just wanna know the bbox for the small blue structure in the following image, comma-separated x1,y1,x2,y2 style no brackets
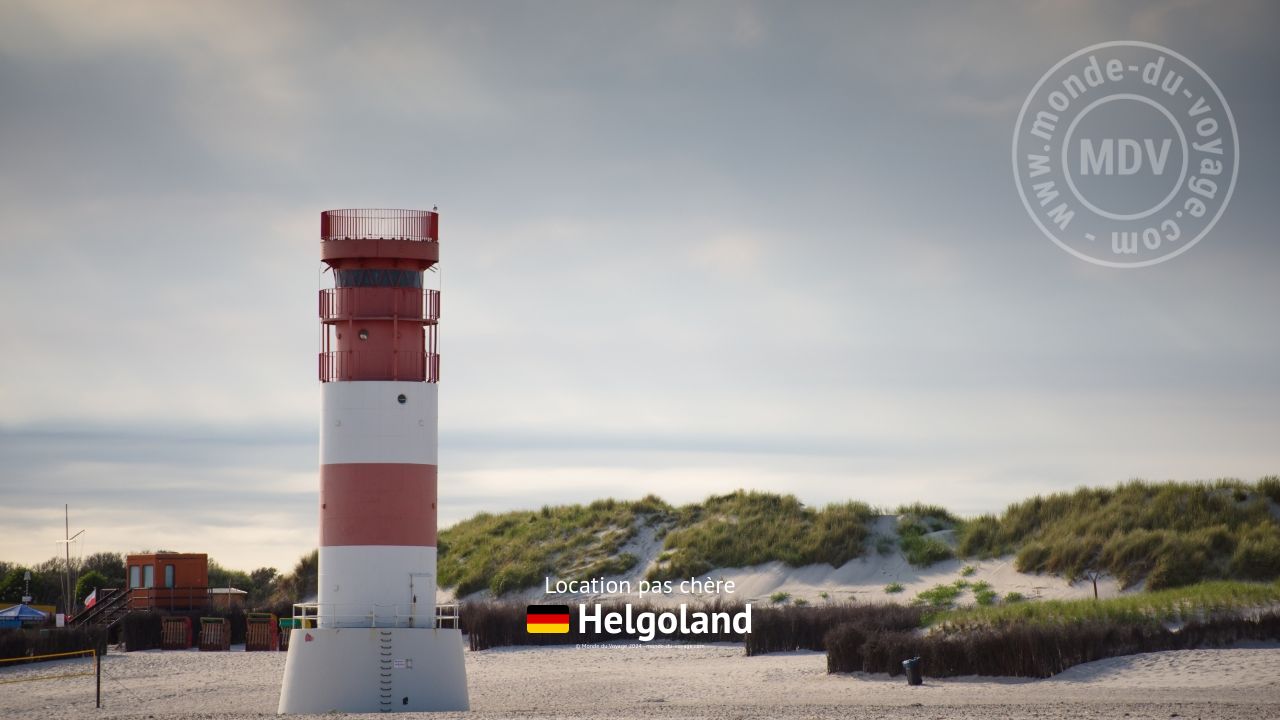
0,603,49,629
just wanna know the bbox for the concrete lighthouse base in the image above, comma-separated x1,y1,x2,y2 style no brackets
278,627,469,714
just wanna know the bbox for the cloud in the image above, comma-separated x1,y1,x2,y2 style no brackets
687,231,766,278
0,0,1277,571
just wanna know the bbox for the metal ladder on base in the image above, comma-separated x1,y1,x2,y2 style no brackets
378,629,394,712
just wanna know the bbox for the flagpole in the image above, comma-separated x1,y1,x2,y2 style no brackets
60,505,84,617
65,505,69,615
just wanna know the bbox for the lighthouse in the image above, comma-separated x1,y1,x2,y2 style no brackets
278,209,469,714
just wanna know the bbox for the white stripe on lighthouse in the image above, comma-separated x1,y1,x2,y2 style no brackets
318,545,437,628
321,381,438,466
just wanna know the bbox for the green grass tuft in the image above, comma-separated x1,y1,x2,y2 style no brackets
914,583,963,609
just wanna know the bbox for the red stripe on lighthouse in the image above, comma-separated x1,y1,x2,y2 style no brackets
320,463,437,546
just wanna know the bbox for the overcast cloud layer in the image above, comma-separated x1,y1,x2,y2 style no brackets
1,1,1278,572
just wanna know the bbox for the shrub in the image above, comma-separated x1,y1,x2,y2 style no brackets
960,565,976,577
884,582,904,594
770,591,791,605
1004,592,1025,603
74,571,109,606
121,611,163,651
974,589,997,606
752,603,923,657
827,609,1280,678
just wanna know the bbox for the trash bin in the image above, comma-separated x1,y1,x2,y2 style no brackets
902,656,923,686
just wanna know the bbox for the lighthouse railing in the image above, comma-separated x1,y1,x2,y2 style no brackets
291,601,459,630
320,208,439,243
319,287,440,323
318,350,439,382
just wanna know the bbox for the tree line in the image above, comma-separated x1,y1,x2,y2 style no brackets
0,550,318,614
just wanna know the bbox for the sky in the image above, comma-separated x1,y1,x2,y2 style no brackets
1,1,1278,573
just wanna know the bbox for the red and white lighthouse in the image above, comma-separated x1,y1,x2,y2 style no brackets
279,209,469,714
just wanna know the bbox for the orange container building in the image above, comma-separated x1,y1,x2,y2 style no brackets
126,552,210,610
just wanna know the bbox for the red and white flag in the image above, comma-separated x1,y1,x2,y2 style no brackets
84,589,97,609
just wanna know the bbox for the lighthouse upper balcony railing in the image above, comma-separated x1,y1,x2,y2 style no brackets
319,349,440,383
320,208,438,243
319,287,440,323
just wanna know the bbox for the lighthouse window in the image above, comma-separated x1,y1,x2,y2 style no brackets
335,269,423,288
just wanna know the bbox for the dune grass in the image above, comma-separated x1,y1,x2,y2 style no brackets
437,496,670,596
931,579,1280,631
646,491,876,581
895,504,957,567
956,478,1280,589
439,490,878,595
437,479,1279,597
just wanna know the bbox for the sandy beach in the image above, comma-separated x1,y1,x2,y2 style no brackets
2,641,1277,719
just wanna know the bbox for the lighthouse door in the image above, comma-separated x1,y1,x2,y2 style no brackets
409,573,433,627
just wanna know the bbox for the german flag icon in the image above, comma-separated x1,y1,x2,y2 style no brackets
526,604,571,634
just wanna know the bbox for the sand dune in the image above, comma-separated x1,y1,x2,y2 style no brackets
2,641,1276,719
448,517,1125,608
